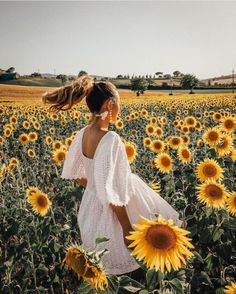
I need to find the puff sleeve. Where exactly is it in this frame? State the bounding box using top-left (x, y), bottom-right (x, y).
top-left (94, 133), bottom-right (135, 206)
top-left (60, 131), bottom-right (86, 180)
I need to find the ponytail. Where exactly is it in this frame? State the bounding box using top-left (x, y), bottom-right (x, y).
top-left (41, 75), bottom-right (94, 112)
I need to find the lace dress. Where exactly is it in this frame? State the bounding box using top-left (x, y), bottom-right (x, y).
top-left (61, 125), bottom-right (183, 275)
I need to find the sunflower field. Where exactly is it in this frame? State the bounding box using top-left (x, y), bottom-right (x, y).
top-left (0, 92), bottom-right (236, 294)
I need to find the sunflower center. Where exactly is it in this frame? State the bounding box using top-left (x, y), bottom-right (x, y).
top-left (37, 196), bottom-right (47, 207)
top-left (172, 138), bottom-right (180, 145)
top-left (202, 164), bottom-right (217, 177)
top-left (146, 224), bottom-right (176, 250)
top-left (161, 156), bottom-right (171, 167)
top-left (208, 131), bottom-right (219, 141)
top-left (224, 120), bottom-right (234, 129)
top-left (205, 184), bottom-right (223, 199)
top-left (182, 149), bottom-right (190, 158)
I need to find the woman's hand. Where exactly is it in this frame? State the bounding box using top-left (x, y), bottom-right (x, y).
top-left (122, 226), bottom-right (134, 249)
top-left (74, 177), bottom-right (87, 187)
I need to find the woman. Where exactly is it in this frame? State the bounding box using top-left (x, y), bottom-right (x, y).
top-left (42, 75), bottom-right (183, 278)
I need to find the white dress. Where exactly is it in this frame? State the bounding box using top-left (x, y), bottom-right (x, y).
top-left (61, 125), bottom-right (183, 275)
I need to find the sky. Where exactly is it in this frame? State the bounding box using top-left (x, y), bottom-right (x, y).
top-left (0, 1), bottom-right (236, 80)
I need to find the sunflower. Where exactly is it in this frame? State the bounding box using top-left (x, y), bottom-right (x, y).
top-left (124, 141), bottom-right (137, 163)
top-left (154, 153), bottom-right (173, 173)
top-left (45, 136), bottom-right (52, 145)
top-left (0, 164), bottom-right (7, 182)
top-left (27, 148), bottom-right (36, 158)
top-left (154, 127), bottom-right (163, 138)
top-left (184, 116), bottom-right (197, 127)
top-left (178, 146), bottom-right (192, 163)
top-left (220, 116), bottom-right (236, 133)
top-left (53, 140), bottom-right (63, 150)
top-left (224, 282), bottom-right (236, 294)
top-left (26, 189), bottom-right (52, 216)
top-left (125, 214), bottom-right (195, 273)
top-left (8, 163), bottom-right (17, 174)
top-left (149, 180), bottom-right (161, 193)
top-left (202, 127), bottom-right (222, 147)
top-left (225, 192), bottom-right (236, 216)
top-left (51, 148), bottom-right (67, 165)
top-left (215, 134), bottom-right (234, 157)
top-left (115, 120), bottom-right (123, 129)
top-left (19, 133), bottom-right (29, 145)
top-left (23, 121), bottom-right (30, 129)
top-left (62, 243), bottom-right (108, 291)
top-left (150, 140), bottom-right (165, 153)
top-left (146, 124), bottom-right (155, 136)
top-left (196, 179), bottom-right (229, 208)
top-left (195, 158), bottom-right (224, 182)
top-left (168, 136), bottom-right (183, 150)
top-left (143, 137), bottom-right (152, 147)
top-left (230, 148), bottom-right (236, 161)
top-left (28, 131), bottom-right (38, 142)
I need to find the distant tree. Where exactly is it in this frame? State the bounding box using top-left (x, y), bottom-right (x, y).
top-left (173, 71), bottom-right (181, 77)
top-left (164, 74), bottom-right (171, 79)
top-left (30, 72), bottom-right (42, 78)
top-left (155, 72), bottom-right (163, 78)
top-left (208, 80), bottom-right (211, 86)
top-left (56, 74), bottom-right (68, 86)
top-left (180, 74), bottom-right (199, 94)
top-left (6, 67), bottom-right (15, 73)
top-left (78, 71), bottom-right (88, 77)
top-left (131, 78), bottom-right (148, 96)
top-left (117, 75), bottom-right (123, 79)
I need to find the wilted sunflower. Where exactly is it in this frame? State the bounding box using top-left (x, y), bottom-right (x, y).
top-left (154, 153), bottom-right (173, 173)
top-left (196, 178), bottom-right (229, 208)
top-left (124, 141), bottom-right (137, 163)
top-left (62, 243), bottom-right (108, 291)
top-left (150, 140), bottom-right (165, 153)
top-left (26, 189), bottom-right (52, 216)
top-left (224, 282), bottom-right (236, 294)
top-left (51, 148), bottom-right (67, 165)
top-left (178, 146), bottom-right (192, 164)
top-left (195, 158), bottom-right (224, 182)
top-left (215, 134), bottom-right (234, 157)
top-left (126, 214), bottom-right (195, 273)
top-left (202, 127), bottom-right (222, 147)
top-left (225, 192), bottom-right (236, 216)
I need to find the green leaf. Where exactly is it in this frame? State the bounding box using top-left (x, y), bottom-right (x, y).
top-left (212, 228), bottom-right (224, 242)
top-left (95, 237), bottom-right (110, 245)
top-left (169, 278), bottom-right (183, 293)
top-left (146, 269), bottom-right (164, 291)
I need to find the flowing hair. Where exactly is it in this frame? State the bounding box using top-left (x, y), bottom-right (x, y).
top-left (41, 75), bottom-right (118, 113)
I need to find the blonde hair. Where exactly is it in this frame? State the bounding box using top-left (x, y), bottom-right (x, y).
top-left (41, 75), bottom-right (118, 112)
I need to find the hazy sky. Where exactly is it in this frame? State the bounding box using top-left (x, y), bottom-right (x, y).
top-left (0, 1), bottom-right (236, 79)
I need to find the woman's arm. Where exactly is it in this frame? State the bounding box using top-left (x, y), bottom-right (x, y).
top-left (110, 204), bottom-right (134, 247)
top-left (74, 177), bottom-right (87, 187)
